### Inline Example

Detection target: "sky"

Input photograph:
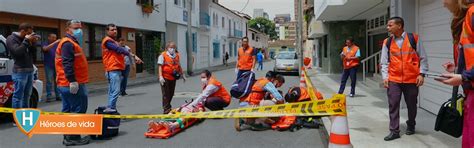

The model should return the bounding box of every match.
[219,0,295,20]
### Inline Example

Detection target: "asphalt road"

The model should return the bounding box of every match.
[0,61,326,148]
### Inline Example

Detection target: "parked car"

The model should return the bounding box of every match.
[273,51,299,74]
[0,35,43,121]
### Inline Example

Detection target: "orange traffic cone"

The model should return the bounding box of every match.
[300,67,307,88]
[328,115,352,148]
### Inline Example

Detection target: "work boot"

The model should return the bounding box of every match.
[383,132,400,141]
[406,127,415,135]
[249,123,270,131]
[63,135,89,146]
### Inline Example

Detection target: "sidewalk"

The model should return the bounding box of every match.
[308,71,462,148]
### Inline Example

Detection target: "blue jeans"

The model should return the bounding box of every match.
[121,65,131,94]
[338,66,357,95]
[59,84,88,113]
[12,72,34,108]
[257,61,263,70]
[106,71,122,109]
[44,66,59,99]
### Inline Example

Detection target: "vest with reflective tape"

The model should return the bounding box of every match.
[342,45,360,69]
[205,77,231,104]
[161,52,181,80]
[242,78,270,105]
[459,6,474,87]
[238,47,255,70]
[102,36,125,72]
[55,37,89,86]
[385,34,420,84]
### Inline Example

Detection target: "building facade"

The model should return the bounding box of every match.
[253,9,269,19]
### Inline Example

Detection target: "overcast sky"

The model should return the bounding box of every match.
[219,0,295,20]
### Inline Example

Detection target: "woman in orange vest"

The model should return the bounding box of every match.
[190,70,231,111]
[235,37,256,79]
[337,38,360,97]
[158,41,186,114]
[439,1,474,147]
[235,71,285,131]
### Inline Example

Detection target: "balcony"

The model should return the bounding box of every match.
[233,29,243,38]
[200,12,210,30]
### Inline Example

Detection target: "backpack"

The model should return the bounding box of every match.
[230,71,256,99]
[90,106,121,140]
[386,33,417,62]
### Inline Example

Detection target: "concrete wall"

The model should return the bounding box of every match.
[0,0,166,32]
[321,20,366,73]
[390,0,416,33]
[166,0,200,27]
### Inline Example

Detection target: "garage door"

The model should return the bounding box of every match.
[418,0,453,114]
[198,35,210,69]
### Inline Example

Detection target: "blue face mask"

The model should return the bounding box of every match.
[72,29,83,47]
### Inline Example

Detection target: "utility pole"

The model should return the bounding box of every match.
[186,0,193,75]
[297,0,304,72]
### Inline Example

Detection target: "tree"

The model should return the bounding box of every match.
[248,17,278,40]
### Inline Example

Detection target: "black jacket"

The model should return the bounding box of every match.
[6,32,35,73]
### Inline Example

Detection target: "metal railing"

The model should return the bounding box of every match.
[361,50,381,82]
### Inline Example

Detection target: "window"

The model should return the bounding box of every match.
[93,26,106,60]
[137,0,154,5]
[182,0,186,8]
[213,42,220,58]
[222,17,225,28]
[0,37,7,58]
[32,28,58,62]
[185,31,197,52]
[234,43,238,57]
[229,42,233,57]
[252,33,255,40]
[174,0,179,5]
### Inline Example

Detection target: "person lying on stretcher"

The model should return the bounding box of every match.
[235,71,286,131]
[148,70,231,133]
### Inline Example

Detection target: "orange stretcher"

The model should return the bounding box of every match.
[144,118,203,139]
[271,116,297,131]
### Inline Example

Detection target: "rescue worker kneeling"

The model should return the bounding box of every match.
[235,71,285,131]
[147,70,230,136]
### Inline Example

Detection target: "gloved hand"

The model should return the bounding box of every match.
[69,82,79,94]
[159,76,165,86]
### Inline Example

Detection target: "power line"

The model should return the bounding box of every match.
[239,0,250,12]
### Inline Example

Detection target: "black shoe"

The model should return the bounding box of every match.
[63,135,89,146]
[121,92,128,96]
[250,123,270,131]
[406,127,415,135]
[55,97,62,101]
[384,132,400,141]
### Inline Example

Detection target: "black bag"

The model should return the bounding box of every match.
[173,70,181,79]
[434,88,464,138]
[91,106,121,140]
[230,71,256,99]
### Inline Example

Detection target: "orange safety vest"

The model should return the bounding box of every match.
[459,6,474,86]
[161,52,181,80]
[241,78,270,105]
[55,36,89,87]
[102,36,125,72]
[385,34,420,84]
[342,45,360,69]
[238,47,255,70]
[205,77,231,105]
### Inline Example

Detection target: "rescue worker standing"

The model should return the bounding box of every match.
[380,17,429,141]
[235,37,256,79]
[101,24,141,110]
[337,38,360,97]
[56,20,90,146]
[158,41,186,114]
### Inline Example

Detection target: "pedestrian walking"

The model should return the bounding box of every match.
[337,38,360,97]
[438,1,474,147]
[225,52,229,66]
[158,41,186,114]
[101,24,141,110]
[41,33,61,102]
[380,17,429,141]
[257,50,264,71]
[6,23,38,111]
[236,37,256,79]
[118,38,143,96]
[56,20,90,146]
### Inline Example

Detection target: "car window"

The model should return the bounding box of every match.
[276,53,297,59]
[0,41,7,58]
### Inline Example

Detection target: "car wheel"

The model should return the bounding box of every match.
[29,90,39,108]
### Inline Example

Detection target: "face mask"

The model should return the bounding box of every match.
[72,29,83,47]
[168,48,175,54]
[201,78,208,84]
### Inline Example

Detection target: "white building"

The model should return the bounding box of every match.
[200,0,249,67]
[165,0,200,71]
[253,9,269,19]
[248,28,269,50]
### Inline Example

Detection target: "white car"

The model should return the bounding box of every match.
[273,51,300,74]
[0,35,43,111]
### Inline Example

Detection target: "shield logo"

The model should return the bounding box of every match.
[13,109,41,138]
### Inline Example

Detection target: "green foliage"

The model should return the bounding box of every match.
[153,37,162,54]
[248,17,278,40]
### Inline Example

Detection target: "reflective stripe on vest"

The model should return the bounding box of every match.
[386,34,420,84]
[238,47,254,70]
[161,52,181,80]
[342,46,360,69]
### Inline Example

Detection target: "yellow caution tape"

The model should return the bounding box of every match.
[0,94,347,119]
[303,69,318,101]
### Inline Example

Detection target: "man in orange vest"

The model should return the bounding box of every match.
[158,41,186,114]
[380,17,429,141]
[337,38,360,97]
[102,24,142,110]
[235,37,256,79]
[186,70,231,111]
[55,20,90,146]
